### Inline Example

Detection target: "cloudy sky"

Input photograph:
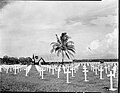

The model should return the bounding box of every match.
[0,0,118,59]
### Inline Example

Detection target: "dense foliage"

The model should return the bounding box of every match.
[0,55,32,65]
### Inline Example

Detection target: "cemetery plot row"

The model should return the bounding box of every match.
[0,62,118,91]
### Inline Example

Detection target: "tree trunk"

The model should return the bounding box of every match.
[62,50,64,64]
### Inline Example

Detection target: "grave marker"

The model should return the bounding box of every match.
[82,66,89,82]
[107,65,111,71]
[98,65,104,79]
[70,67,75,77]
[94,66,98,75]
[104,65,108,74]
[52,67,55,75]
[14,65,17,74]
[41,67,46,79]
[57,66,61,78]
[111,65,117,78]
[25,65,32,76]
[70,63,75,77]
[64,67,71,83]
[107,71,117,91]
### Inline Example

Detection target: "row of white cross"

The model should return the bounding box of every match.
[0,62,118,91]
[0,64,32,76]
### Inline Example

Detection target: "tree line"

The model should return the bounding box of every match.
[73,59,118,62]
[0,56,32,65]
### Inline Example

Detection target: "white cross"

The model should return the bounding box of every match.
[40,67,46,79]
[70,64,75,77]
[92,65,95,72]
[98,65,104,79]
[9,66,13,72]
[104,65,108,74]
[70,67,75,77]
[107,65,111,71]
[52,65,55,75]
[82,66,89,82]
[56,65,61,78]
[14,65,17,74]
[107,71,117,91]
[48,66,51,73]
[62,65,66,74]
[111,65,117,78]
[25,65,32,76]
[35,65,42,76]
[83,64,87,69]
[90,64,94,71]
[64,67,71,83]
[94,66,98,75]
[46,65,49,71]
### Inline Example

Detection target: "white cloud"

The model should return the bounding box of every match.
[90,15,117,26]
[0,1,118,58]
[86,28,118,58]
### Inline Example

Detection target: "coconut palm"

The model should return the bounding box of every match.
[50,32,75,64]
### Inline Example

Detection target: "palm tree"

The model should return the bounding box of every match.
[50,32,75,64]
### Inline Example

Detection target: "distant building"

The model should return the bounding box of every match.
[32,53,72,65]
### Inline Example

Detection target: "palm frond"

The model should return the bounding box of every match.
[50,42,59,45]
[67,48,75,53]
[55,47,61,52]
[57,49,62,57]
[52,44,60,49]
[67,41,74,44]
[51,48,55,53]
[67,45,75,49]
[65,51,70,59]
[56,34,61,44]
[67,50,74,57]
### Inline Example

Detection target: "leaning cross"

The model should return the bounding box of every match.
[25,65,32,76]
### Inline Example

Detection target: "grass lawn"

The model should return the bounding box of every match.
[0,65,118,92]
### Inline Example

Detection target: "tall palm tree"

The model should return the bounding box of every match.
[50,32,75,64]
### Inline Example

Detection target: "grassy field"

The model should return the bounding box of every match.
[0,65,118,92]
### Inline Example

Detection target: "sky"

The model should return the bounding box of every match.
[0,0,118,59]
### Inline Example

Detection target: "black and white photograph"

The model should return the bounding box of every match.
[0,0,118,92]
